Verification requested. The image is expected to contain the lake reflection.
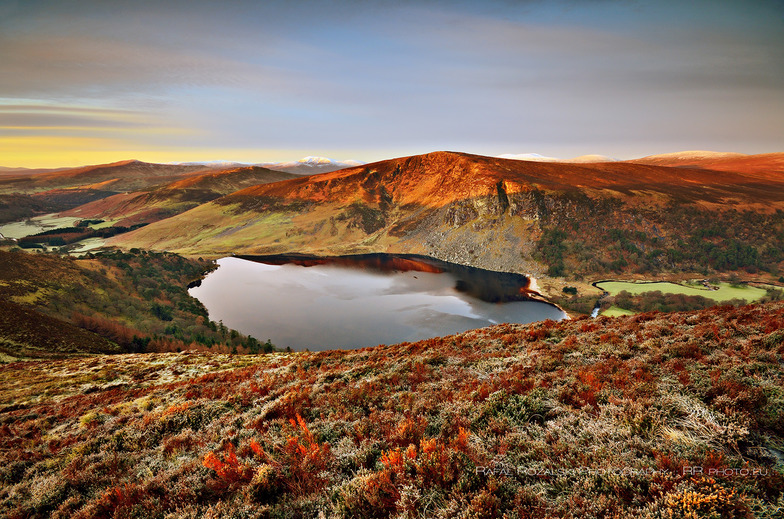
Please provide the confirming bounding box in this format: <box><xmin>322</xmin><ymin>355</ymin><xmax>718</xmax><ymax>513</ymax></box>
<box><xmin>189</xmin><ymin>254</ymin><xmax>565</xmax><ymax>351</ymax></box>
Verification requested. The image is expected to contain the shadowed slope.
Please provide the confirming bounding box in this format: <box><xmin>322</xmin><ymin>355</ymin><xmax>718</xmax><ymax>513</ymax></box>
<box><xmin>0</xmin><ymin>160</ymin><xmax>214</xmax><ymax>195</ymax></box>
<box><xmin>0</xmin><ymin>300</ymin><xmax>120</xmax><ymax>359</ymax></box>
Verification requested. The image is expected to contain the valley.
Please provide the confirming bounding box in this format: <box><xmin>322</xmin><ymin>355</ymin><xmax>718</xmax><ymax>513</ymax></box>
<box><xmin>4</xmin><ymin>0</ymin><xmax>782</xmax><ymax>515</ymax></box>
<box><xmin>2</xmin><ymin>150</ymin><xmax>783</xmax><ymax>328</ymax></box>
<box><xmin>101</xmin><ymin>150</ymin><xmax>784</xmax><ymax>312</ymax></box>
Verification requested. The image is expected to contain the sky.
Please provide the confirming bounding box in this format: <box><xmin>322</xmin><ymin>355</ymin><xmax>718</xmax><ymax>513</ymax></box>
<box><xmin>0</xmin><ymin>0</ymin><xmax>782</xmax><ymax>168</ymax></box>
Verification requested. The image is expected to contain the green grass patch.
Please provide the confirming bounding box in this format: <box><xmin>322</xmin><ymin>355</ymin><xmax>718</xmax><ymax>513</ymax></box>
<box><xmin>88</xmin><ymin>219</ymin><xmax>119</xmax><ymax>230</ymax></box>
<box><xmin>68</xmin><ymin>238</ymin><xmax>107</xmax><ymax>254</ymax></box>
<box><xmin>596</xmin><ymin>280</ymin><xmax>768</xmax><ymax>303</ymax></box>
<box><xmin>0</xmin><ymin>214</ymin><xmax>81</xmax><ymax>239</ymax></box>
<box><xmin>601</xmin><ymin>305</ymin><xmax>635</xmax><ymax>317</ymax></box>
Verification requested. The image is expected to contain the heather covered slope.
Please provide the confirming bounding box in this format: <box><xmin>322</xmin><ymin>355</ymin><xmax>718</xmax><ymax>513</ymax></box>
<box><xmin>1</xmin><ymin>302</ymin><xmax>782</xmax><ymax>517</ymax></box>
<box><xmin>0</xmin><ymin>300</ymin><xmax>120</xmax><ymax>360</ymax></box>
<box><xmin>113</xmin><ymin>151</ymin><xmax>784</xmax><ymax>284</ymax></box>
<box><xmin>627</xmin><ymin>151</ymin><xmax>784</xmax><ymax>180</ymax></box>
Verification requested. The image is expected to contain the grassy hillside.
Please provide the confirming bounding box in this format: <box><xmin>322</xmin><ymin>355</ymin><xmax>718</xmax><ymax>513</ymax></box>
<box><xmin>112</xmin><ymin>152</ymin><xmax>784</xmax><ymax>293</ymax></box>
<box><xmin>64</xmin><ymin>166</ymin><xmax>298</xmax><ymax>226</ymax></box>
<box><xmin>1</xmin><ymin>302</ymin><xmax>782</xmax><ymax>517</ymax></box>
<box><xmin>0</xmin><ymin>249</ymin><xmax>272</xmax><ymax>360</ymax></box>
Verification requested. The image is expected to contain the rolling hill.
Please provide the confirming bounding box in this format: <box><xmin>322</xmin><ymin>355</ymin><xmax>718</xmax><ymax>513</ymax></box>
<box><xmin>63</xmin><ymin>166</ymin><xmax>298</xmax><ymax>226</ymax></box>
<box><xmin>0</xmin><ymin>160</ymin><xmax>215</xmax><ymax>195</ymax></box>
<box><xmin>0</xmin><ymin>160</ymin><xmax>298</xmax><ymax>225</ymax></box>
<box><xmin>111</xmin><ymin>151</ymin><xmax>784</xmax><ymax>287</ymax></box>
<box><xmin>0</xmin><ymin>160</ymin><xmax>224</xmax><ymax>224</ymax></box>
<box><xmin>627</xmin><ymin>151</ymin><xmax>784</xmax><ymax>180</ymax></box>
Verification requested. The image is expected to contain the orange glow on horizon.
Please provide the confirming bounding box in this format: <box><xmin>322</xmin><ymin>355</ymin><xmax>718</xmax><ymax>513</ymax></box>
<box><xmin>0</xmin><ymin>136</ymin><xmax>372</xmax><ymax>169</ymax></box>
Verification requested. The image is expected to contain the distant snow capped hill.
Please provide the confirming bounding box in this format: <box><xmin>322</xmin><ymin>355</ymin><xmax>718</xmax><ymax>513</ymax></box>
<box><xmin>497</xmin><ymin>153</ymin><xmax>616</xmax><ymax>163</ymax></box>
<box><xmin>176</xmin><ymin>161</ymin><xmax>251</xmax><ymax>169</ymax></box>
<box><xmin>296</xmin><ymin>156</ymin><xmax>336</xmax><ymax>166</ymax></box>
<box><xmin>172</xmin><ymin>157</ymin><xmax>365</xmax><ymax>175</ymax></box>
<box><xmin>564</xmin><ymin>154</ymin><xmax>617</xmax><ymax>163</ymax></box>
<box><xmin>497</xmin><ymin>153</ymin><xmax>558</xmax><ymax>162</ymax></box>
<box><xmin>263</xmin><ymin>157</ymin><xmax>366</xmax><ymax>175</ymax></box>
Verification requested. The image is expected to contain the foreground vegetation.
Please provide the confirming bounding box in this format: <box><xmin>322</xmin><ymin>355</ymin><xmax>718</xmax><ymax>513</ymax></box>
<box><xmin>1</xmin><ymin>302</ymin><xmax>782</xmax><ymax>517</ymax></box>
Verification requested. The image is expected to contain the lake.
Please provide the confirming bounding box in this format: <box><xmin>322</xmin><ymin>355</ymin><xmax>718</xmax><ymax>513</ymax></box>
<box><xmin>188</xmin><ymin>254</ymin><xmax>565</xmax><ymax>351</ymax></box>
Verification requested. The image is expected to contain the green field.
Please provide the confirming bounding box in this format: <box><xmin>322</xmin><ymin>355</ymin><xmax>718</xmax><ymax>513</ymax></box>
<box><xmin>596</xmin><ymin>280</ymin><xmax>769</xmax><ymax>303</ymax></box>
<box><xmin>0</xmin><ymin>216</ymin><xmax>121</xmax><ymax>255</ymax></box>
<box><xmin>601</xmin><ymin>305</ymin><xmax>636</xmax><ymax>317</ymax></box>
<box><xmin>88</xmin><ymin>219</ymin><xmax>119</xmax><ymax>230</ymax></box>
<box><xmin>68</xmin><ymin>237</ymin><xmax>107</xmax><ymax>254</ymax></box>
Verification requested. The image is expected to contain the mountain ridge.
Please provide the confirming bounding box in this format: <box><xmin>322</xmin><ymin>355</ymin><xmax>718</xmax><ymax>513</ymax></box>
<box><xmin>111</xmin><ymin>150</ymin><xmax>784</xmax><ymax>294</ymax></box>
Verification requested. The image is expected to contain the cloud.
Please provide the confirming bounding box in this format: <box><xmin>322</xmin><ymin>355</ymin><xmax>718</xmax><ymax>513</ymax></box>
<box><xmin>0</xmin><ymin>32</ymin><xmax>293</xmax><ymax>98</ymax></box>
<box><xmin>1</xmin><ymin>0</ymin><xmax>781</xmax><ymax>167</ymax></box>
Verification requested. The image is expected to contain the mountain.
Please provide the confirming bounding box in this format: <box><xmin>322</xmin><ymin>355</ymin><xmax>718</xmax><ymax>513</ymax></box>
<box><xmin>629</xmin><ymin>150</ymin><xmax>748</xmax><ymax>165</ymax></box>
<box><xmin>64</xmin><ymin>166</ymin><xmax>298</xmax><ymax>226</ymax></box>
<box><xmin>262</xmin><ymin>156</ymin><xmax>365</xmax><ymax>175</ymax></box>
<box><xmin>112</xmin><ymin>151</ymin><xmax>784</xmax><ymax>288</ymax></box>
<box><xmin>174</xmin><ymin>161</ymin><xmax>251</xmax><ymax>169</ymax></box>
<box><xmin>564</xmin><ymin>154</ymin><xmax>617</xmax><ymax>163</ymax></box>
<box><xmin>497</xmin><ymin>153</ymin><xmax>559</xmax><ymax>161</ymax></box>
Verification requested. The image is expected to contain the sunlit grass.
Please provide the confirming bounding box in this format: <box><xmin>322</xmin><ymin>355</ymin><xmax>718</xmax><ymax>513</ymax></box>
<box><xmin>0</xmin><ymin>213</ymin><xmax>81</xmax><ymax>239</ymax></box>
<box><xmin>601</xmin><ymin>305</ymin><xmax>635</xmax><ymax>317</ymax></box>
<box><xmin>597</xmin><ymin>280</ymin><xmax>768</xmax><ymax>303</ymax></box>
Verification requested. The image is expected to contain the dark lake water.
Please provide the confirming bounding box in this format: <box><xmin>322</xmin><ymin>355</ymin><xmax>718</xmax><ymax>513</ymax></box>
<box><xmin>188</xmin><ymin>254</ymin><xmax>565</xmax><ymax>351</ymax></box>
